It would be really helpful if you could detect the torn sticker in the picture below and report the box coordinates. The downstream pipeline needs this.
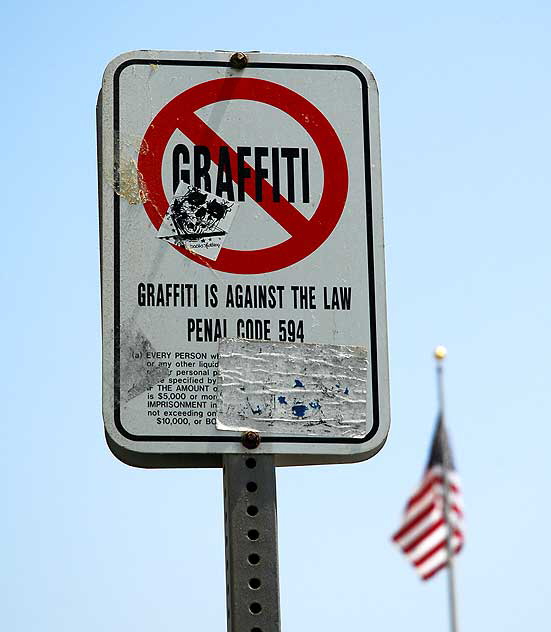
[216,339,369,439]
[118,323,170,404]
[157,182,238,260]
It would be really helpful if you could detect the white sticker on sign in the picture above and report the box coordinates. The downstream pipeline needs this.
[216,338,369,439]
[157,182,239,261]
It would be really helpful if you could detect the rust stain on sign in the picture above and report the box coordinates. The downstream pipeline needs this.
[216,338,369,438]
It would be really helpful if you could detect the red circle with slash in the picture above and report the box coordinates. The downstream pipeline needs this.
[138,77,348,274]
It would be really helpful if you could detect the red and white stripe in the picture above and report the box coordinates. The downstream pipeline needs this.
[392,465,464,580]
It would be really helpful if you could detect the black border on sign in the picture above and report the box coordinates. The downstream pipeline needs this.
[112,59,379,446]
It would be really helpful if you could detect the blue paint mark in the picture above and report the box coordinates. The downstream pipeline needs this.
[294,379,305,388]
[344,387,349,395]
[309,400,321,410]
[278,395,287,404]
[336,383,340,388]
[292,404,308,418]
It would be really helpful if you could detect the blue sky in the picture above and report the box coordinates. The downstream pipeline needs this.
[2,1,550,630]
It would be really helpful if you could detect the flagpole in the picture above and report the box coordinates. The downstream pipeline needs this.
[434,346,459,632]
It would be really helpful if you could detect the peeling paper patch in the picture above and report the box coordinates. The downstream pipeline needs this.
[117,157,148,205]
[104,133,151,205]
[118,323,170,404]
[216,339,368,438]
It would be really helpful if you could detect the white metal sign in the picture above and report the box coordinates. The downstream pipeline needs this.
[98,50,389,467]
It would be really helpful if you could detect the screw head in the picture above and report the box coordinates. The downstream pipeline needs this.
[242,431,260,449]
[230,52,248,69]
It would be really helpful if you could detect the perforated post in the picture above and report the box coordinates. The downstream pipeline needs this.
[223,455,281,632]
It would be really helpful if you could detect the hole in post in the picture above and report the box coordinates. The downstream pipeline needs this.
[249,602,262,615]
[249,577,261,590]
[247,505,259,517]
[251,628,262,632]
[245,458,257,469]
[246,481,258,492]
[248,529,259,541]
[248,553,260,565]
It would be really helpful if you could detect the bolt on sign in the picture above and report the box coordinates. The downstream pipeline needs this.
[98,50,390,467]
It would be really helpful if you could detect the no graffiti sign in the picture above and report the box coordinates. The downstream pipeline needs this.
[98,50,389,467]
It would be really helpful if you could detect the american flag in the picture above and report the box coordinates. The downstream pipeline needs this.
[392,415,464,580]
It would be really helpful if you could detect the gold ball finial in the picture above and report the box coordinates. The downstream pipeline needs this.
[434,345,447,361]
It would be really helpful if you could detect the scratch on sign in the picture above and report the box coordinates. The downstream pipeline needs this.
[216,338,369,438]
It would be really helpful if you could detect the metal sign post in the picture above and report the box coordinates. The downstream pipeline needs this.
[224,452,280,632]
